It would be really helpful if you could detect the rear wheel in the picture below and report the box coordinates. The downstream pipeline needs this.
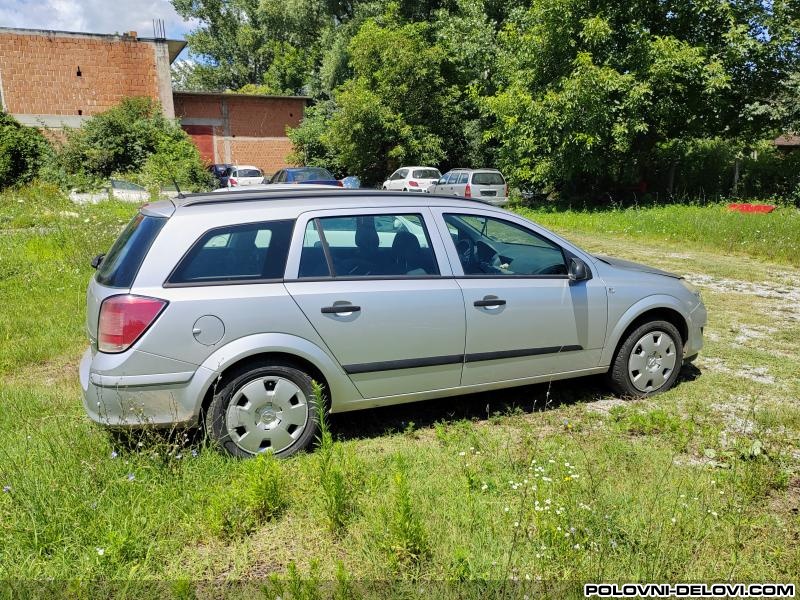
[606,320,683,397]
[206,362,320,458]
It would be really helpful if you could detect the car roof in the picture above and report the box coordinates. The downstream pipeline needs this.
[285,166,331,171]
[232,165,261,171]
[211,183,341,192]
[142,189,502,219]
[446,168,502,173]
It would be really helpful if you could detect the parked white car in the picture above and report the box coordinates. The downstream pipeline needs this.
[428,168,508,206]
[382,166,442,192]
[223,165,265,187]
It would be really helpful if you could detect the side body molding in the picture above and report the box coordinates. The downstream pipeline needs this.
[195,332,363,414]
[600,294,693,367]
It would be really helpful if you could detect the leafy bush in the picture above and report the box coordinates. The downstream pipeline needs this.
[46,97,213,192]
[0,112,52,188]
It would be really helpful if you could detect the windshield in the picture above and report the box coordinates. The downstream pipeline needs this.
[412,169,441,179]
[96,214,166,288]
[471,172,505,185]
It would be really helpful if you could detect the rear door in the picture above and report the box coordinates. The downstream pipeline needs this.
[284,207,466,399]
[453,172,469,196]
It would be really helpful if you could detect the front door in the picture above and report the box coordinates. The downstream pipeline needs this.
[284,209,466,399]
[433,210,607,386]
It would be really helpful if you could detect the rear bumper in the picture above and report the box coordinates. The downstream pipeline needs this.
[79,347,217,428]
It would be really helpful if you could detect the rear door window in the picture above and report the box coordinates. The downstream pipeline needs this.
[96,213,166,288]
[298,214,439,278]
[166,220,294,285]
[457,172,469,184]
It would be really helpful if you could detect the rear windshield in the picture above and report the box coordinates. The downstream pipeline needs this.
[412,169,441,179]
[292,168,334,182]
[471,172,505,185]
[236,169,263,178]
[96,213,166,288]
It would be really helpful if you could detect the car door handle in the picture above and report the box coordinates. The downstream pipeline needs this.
[321,304,361,314]
[474,298,506,307]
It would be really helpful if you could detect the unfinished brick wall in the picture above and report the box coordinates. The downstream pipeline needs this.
[175,92,307,173]
[0,30,161,116]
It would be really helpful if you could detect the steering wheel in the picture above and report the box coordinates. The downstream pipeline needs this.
[456,238,503,274]
[455,237,475,267]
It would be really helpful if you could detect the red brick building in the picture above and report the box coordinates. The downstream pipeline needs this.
[174,91,308,174]
[0,26,307,172]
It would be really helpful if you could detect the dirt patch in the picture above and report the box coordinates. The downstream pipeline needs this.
[686,273,800,323]
[731,324,778,347]
[584,397,628,416]
[697,357,776,386]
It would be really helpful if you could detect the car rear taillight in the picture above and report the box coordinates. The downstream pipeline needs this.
[98,295,167,353]
[229,178,238,186]
[409,180,419,187]
[336,180,344,187]
[504,184,508,197]
[464,183,472,198]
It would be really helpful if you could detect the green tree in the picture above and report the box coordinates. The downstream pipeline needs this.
[290,20,449,184]
[484,0,799,197]
[0,113,52,188]
[171,0,336,93]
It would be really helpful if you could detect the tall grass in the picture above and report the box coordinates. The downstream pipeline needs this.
[516,203,800,266]
[0,184,798,592]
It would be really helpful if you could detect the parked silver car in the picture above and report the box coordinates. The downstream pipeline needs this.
[80,190,705,457]
[428,168,508,205]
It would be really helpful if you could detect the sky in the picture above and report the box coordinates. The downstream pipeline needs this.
[0,0,195,47]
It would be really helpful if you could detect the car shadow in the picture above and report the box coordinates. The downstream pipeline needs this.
[329,364,701,442]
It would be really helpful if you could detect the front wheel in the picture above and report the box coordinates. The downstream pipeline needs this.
[606,320,683,397]
[206,362,320,458]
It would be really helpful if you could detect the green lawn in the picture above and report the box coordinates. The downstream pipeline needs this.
[1,186,798,597]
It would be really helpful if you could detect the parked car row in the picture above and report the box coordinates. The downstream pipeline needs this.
[383,166,509,205]
[208,165,348,189]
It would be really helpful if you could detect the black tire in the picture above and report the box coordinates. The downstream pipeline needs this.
[606,320,684,398]
[205,361,320,458]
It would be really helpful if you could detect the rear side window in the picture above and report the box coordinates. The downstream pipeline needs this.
[167,220,294,285]
[472,172,505,185]
[457,173,469,184]
[96,213,166,288]
[298,214,439,278]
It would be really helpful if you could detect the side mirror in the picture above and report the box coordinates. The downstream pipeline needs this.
[91,253,105,269]
[568,257,591,282]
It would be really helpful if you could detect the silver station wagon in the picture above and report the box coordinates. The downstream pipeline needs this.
[80,190,706,457]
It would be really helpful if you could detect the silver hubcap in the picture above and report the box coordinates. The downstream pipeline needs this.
[225,376,308,454]
[627,330,678,392]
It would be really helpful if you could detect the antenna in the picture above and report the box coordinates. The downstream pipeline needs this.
[172,176,184,199]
